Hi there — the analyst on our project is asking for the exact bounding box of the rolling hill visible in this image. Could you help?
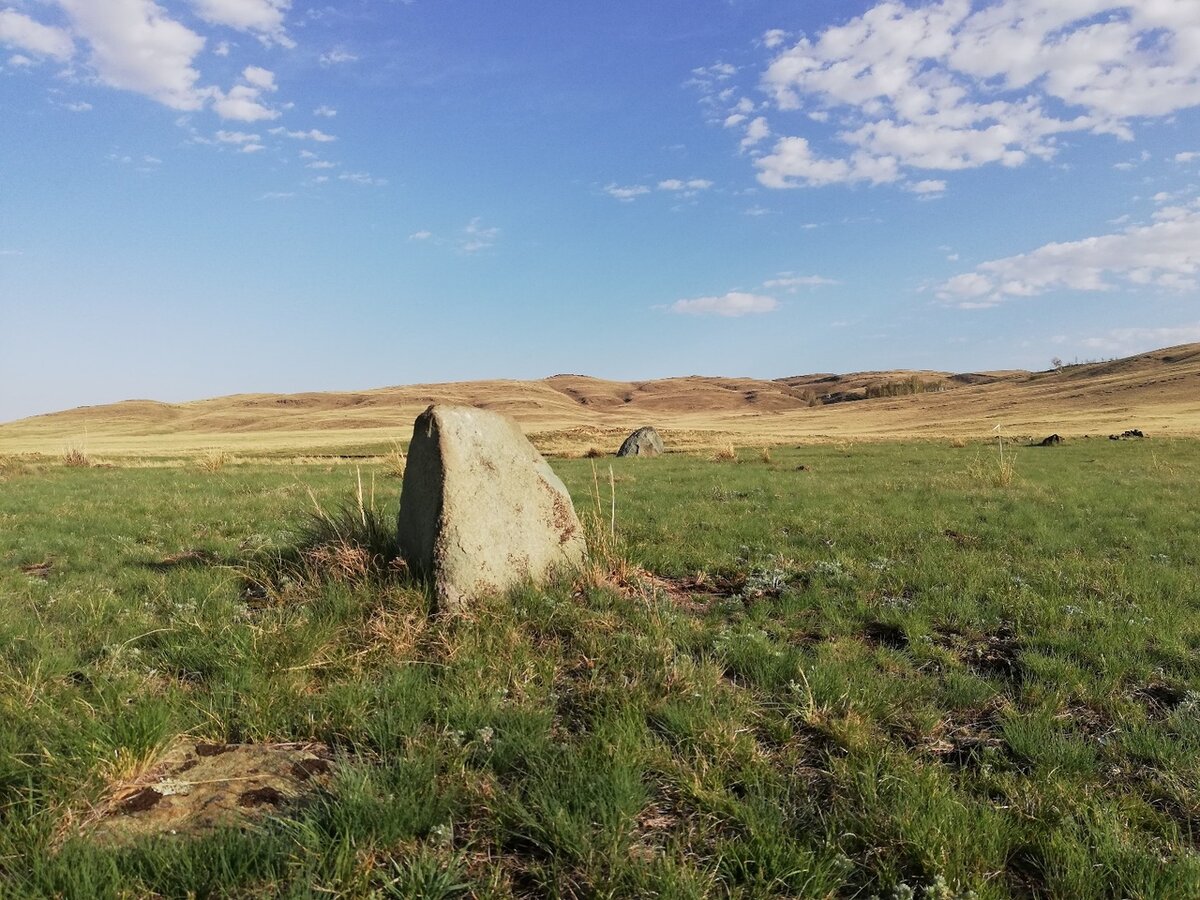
[2,344,1198,456]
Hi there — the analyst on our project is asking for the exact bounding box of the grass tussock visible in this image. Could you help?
[62,446,92,468]
[197,450,231,473]
[380,443,407,479]
[583,447,605,459]
[759,446,772,463]
[710,443,738,462]
[949,436,968,448]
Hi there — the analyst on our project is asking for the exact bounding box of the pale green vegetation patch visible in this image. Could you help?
[0,440,1198,897]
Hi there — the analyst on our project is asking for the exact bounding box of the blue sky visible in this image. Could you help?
[2,0,1199,422]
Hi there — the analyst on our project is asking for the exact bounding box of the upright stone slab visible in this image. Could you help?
[398,405,588,613]
[616,426,664,457]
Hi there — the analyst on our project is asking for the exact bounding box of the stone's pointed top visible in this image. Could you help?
[398,404,587,613]
[617,426,664,457]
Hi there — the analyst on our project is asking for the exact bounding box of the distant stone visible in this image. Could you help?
[617,426,664,457]
[397,405,587,613]
[1038,434,1062,446]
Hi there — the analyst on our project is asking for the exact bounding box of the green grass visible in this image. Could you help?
[1,440,1199,897]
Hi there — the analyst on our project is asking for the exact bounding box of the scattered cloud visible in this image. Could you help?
[338,170,386,186]
[670,291,779,318]
[739,116,769,151]
[938,199,1200,306]
[906,179,947,196]
[1176,151,1200,164]
[762,274,839,291]
[63,101,93,112]
[408,230,432,241]
[258,191,294,200]
[7,53,34,67]
[216,129,259,143]
[270,127,336,142]
[189,0,294,48]
[212,65,279,121]
[604,182,650,202]
[313,104,336,117]
[716,1,1200,190]
[213,40,231,57]
[319,47,357,66]
[461,217,499,253]
[0,249,24,256]
[305,159,336,169]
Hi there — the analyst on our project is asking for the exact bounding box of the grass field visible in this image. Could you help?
[1,439,1199,897]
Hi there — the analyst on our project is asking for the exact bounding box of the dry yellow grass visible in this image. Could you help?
[2,344,1198,457]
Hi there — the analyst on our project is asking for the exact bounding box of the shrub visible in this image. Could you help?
[62,447,91,468]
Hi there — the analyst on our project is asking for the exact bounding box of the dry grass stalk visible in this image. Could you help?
[759,446,772,463]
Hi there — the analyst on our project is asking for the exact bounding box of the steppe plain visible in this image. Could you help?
[0,345,1198,898]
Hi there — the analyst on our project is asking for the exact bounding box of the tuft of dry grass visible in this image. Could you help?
[949,436,967,448]
[62,447,92,468]
[583,447,605,459]
[197,450,230,473]
[380,443,407,479]
[759,446,772,463]
[710,443,738,462]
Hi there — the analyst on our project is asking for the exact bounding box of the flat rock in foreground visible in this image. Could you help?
[398,404,588,612]
[83,741,334,845]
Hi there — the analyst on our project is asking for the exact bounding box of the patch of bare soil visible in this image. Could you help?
[935,622,1023,682]
[635,572,744,612]
[918,701,1011,771]
[80,739,334,846]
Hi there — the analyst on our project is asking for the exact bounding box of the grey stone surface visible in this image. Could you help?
[616,426,664,457]
[398,405,588,612]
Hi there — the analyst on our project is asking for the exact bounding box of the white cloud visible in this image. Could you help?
[190,0,293,48]
[461,217,499,253]
[762,29,788,50]
[241,65,275,91]
[319,47,357,66]
[938,200,1200,306]
[740,116,769,150]
[1176,151,1200,163]
[258,191,294,200]
[216,129,259,143]
[305,159,335,169]
[741,1,1200,189]
[906,178,947,195]
[313,104,336,117]
[0,9,73,60]
[213,40,231,56]
[658,178,713,192]
[670,291,779,317]
[408,230,432,241]
[211,65,278,121]
[762,274,839,290]
[339,171,386,186]
[604,182,650,202]
[7,53,34,67]
[270,127,336,141]
[240,142,264,152]
[57,0,209,110]
[64,100,92,112]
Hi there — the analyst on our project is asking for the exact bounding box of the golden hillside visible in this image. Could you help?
[2,344,1198,456]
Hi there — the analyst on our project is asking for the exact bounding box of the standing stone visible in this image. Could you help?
[398,405,588,613]
[617,426,665,457]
